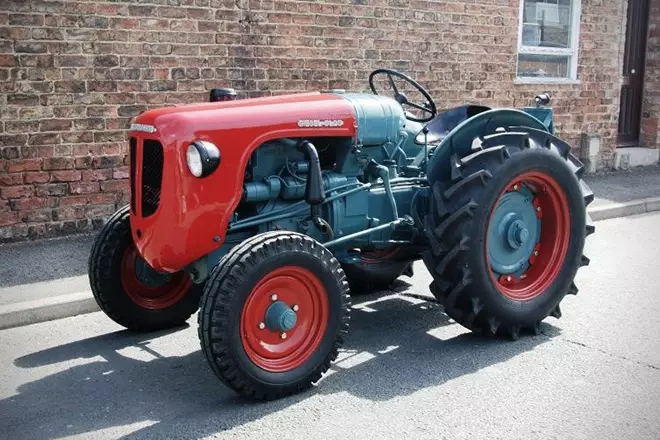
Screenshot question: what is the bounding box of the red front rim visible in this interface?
[240,266,329,373]
[120,244,192,310]
[486,171,571,301]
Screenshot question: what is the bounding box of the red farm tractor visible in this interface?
[88,69,595,400]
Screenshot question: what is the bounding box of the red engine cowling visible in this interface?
[128,92,356,273]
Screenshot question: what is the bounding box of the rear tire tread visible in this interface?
[423,128,594,339]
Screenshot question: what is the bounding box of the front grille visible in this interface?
[141,139,164,218]
[129,137,137,213]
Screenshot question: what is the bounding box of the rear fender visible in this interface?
[426,109,549,184]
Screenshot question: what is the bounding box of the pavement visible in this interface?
[0,164,659,330]
[1,211,659,439]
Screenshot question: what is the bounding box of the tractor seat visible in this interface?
[414,105,491,145]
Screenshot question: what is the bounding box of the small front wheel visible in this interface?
[88,206,203,331]
[198,231,351,400]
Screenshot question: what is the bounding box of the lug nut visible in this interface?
[271,294,278,301]
[534,250,539,256]
[258,322,265,330]
[513,184,519,190]
[280,332,287,340]
[506,276,512,282]
[536,206,541,212]
[293,305,299,312]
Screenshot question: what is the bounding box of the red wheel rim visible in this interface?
[486,171,570,301]
[240,266,328,373]
[120,244,192,310]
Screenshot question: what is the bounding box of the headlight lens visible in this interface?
[186,141,220,178]
[186,144,203,177]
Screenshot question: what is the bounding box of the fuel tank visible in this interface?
[336,92,406,146]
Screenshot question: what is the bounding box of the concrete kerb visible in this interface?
[588,196,660,221]
[2,198,660,331]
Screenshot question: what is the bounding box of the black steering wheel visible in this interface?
[368,68,437,123]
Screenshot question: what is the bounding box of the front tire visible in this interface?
[422,130,595,339]
[198,231,351,400]
[88,206,203,331]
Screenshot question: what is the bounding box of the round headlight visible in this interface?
[186,141,220,178]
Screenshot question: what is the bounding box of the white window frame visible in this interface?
[515,0,582,83]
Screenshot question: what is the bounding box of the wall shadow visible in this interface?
[0,234,94,288]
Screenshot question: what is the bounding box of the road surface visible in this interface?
[1,212,659,440]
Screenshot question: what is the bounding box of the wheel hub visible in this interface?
[134,257,171,287]
[507,219,530,249]
[487,186,540,276]
[265,300,297,332]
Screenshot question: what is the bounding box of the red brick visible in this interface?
[74,156,92,169]
[9,14,44,26]
[24,172,50,184]
[93,155,124,169]
[61,132,94,144]
[97,3,129,15]
[7,159,41,173]
[0,55,17,67]
[21,146,54,159]
[52,106,86,119]
[21,209,53,223]
[51,170,82,182]
[73,118,105,131]
[35,183,67,197]
[0,174,23,186]
[43,157,73,170]
[69,181,100,194]
[0,211,18,227]
[39,119,73,132]
[85,203,117,218]
[52,206,85,221]
[88,193,117,204]
[112,167,129,179]
[7,94,38,106]
[1,185,33,199]
[6,120,39,133]
[59,195,88,206]
[10,197,46,211]
[28,133,61,145]
[82,169,113,181]
[100,179,128,192]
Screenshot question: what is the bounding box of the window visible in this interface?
[516,0,582,81]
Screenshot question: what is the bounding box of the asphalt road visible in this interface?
[1,212,660,440]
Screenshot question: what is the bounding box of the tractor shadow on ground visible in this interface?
[4,286,561,440]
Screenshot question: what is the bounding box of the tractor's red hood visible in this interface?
[130,92,356,143]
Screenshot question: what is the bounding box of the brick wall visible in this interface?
[0,0,627,242]
[642,0,660,148]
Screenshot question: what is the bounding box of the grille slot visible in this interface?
[129,137,137,213]
[141,139,163,218]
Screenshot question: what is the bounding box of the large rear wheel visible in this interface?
[198,231,350,400]
[88,206,202,331]
[421,129,595,339]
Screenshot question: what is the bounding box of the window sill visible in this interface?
[514,77,581,85]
